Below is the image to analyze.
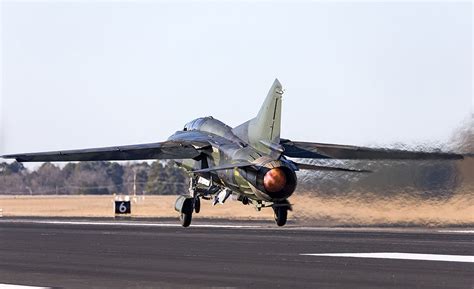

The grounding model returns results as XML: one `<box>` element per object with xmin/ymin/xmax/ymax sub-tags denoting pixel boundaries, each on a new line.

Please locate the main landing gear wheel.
<box><xmin>177</xmin><ymin>197</ymin><xmax>194</xmax><ymax>227</ymax></box>
<box><xmin>180</xmin><ymin>210</ymin><xmax>192</xmax><ymax>227</ymax></box>
<box><xmin>273</xmin><ymin>206</ymin><xmax>288</xmax><ymax>227</ymax></box>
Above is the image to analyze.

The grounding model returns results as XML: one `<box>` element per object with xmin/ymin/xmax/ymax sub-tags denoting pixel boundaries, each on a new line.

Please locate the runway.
<box><xmin>0</xmin><ymin>218</ymin><xmax>473</xmax><ymax>289</ymax></box>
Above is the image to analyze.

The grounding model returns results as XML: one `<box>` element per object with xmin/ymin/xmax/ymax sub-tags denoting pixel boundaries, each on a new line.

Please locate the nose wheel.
<box><xmin>194</xmin><ymin>196</ymin><xmax>201</xmax><ymax>213</ymax></box>
<box><xmin>273</xmin><ymin>206</ymin><xmax>288</xmax><ymax>227</ymax></box>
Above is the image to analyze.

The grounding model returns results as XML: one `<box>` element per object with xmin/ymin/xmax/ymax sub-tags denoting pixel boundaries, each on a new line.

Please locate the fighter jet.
<box><xmin>2</xmin><ymin>79</ymin><xmax>464</xmax><ymax>227</ymax></box>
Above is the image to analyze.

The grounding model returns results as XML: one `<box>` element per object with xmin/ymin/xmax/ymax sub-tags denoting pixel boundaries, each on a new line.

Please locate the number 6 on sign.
<box><xmin>115</xmin><ymin>200</ymin><xmax>131</xmax><ymax>215</ymax></box>
<box><xmin>119</xmin><ymin>202</ymin><xmax>127</xmax><ymax>213</ymax></box>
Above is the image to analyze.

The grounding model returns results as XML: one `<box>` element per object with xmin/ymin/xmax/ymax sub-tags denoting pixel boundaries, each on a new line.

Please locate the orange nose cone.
<box><xmin>263</xmin><ymin>168</ymin><xmax>287</xmax><ymax>193</ymax></box>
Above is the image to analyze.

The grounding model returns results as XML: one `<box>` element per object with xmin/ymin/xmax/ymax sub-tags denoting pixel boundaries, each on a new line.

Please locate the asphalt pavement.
<box><xmin>0</xmin><ymin>218</ymin><xmax>472</xmax><ymax>289</ymax></box>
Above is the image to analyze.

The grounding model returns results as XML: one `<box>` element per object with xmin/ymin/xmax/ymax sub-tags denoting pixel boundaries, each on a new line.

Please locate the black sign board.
<box><xmin>115</xmin><ymin>200</ymin><xmax>131</xmax><ymax>214</ymax></box>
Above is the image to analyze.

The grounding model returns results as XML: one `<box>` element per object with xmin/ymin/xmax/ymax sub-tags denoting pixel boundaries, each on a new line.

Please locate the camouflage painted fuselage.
<box><xmin>168</xmin><ymin>117</ymin><xmax>297</xmax><ymax>202</ymax></box>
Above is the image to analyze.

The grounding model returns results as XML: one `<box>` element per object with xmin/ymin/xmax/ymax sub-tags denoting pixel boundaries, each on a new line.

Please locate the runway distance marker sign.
<box><xmin>114</xmin><ymin>195</ymin><xmax>131</xmax><ymax>215</ymax></box>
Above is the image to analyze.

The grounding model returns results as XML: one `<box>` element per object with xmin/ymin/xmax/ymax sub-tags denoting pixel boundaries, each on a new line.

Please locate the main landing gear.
<box><xmin>180</xmin><ymin>207</ymin><xmax>193</xmax><ymax>227</ymax></box>
<box><xmin>175</xmin><ymin>175</ymin><xmax>219</xmax><ymax>227</ymax></box>
<box><xmin>252</xmin><ymin>199</ymin><xmax>292</xmax><ymax>227</ymax></box>
<box><xmin>272</xmin><ymin>201</ymin><xmax>291</xmax><ymax>227</ymax></box>
<box><xmin>273</xmin><ymin>206</ymin><xmax>288</xmax><ymax>226</ymax></box>
<box><xmin>175</xmin><ymin>195</ymin><xmax>194</xmax><ymax>227</ymax></box>
<box><xmin>177</xmin><ymin>195</ymin><xmax>203</xmax><ymax>227</ymax></box>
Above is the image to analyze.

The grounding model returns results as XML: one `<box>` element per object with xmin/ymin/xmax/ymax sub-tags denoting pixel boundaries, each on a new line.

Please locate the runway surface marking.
<box><xmin>300</xmin><ymin>252</ymin><xmax>474</xmax><ymax>263</ymax></box>
<box><xmin>437</xmin><ymin>230</ymin><xmax>474</xmax><ymax>234</ymax></box>
<box><xmin>0</xmin><ymin>284</ymin><xmax>50</xmax><ymax>289</ymax></box>
<box><xmin>0</xmin><ymin>219</ymin><xmax>262</xmax><ymax>229</ymax></box>
<box><xmin>2</xmin><ymin>219</ymin><xmax>474</xmax><ymax>234</ymax></box>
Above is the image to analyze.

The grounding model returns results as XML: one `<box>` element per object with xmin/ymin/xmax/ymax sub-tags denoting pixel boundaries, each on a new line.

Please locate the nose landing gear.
<box><xmin>194</xmin><ymin>196</ymin><xmax>201</xmax><ymax>214</ymax></box>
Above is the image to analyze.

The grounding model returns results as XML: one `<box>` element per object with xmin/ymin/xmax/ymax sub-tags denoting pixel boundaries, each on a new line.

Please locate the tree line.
<box><xmin>0</xmin><ymin>161</ymin><xmax>189</xmax><ymax>195</ymax></box>
<box><xmin>0</xmin><ymin>157</ymin><xmax>471</xmax><ymax>198</ymax></box>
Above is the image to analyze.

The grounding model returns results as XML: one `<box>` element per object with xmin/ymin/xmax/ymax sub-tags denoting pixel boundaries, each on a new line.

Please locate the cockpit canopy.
<box><xmin>183</xmin><ymin>117</ymin><xmax>214</xmax><ymax>131</ymax></box>
<box><xmin>182</xmin><ymin>116</ymin><xmax>242</xmax><ymax>144</ymax></box>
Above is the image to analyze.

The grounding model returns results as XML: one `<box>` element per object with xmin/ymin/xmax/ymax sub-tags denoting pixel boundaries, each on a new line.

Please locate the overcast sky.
<box><xmin>1</xmin><ymin>1</ymin><xmax>472</xmax><ymax>160</ymax></box>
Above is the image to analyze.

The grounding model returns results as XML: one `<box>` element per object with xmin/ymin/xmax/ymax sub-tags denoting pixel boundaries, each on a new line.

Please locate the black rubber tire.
<box><xmin>274</xmin><ymin>207</ymin><xmax>288</xmax><ymax>227</ymax></box>
<box><xmin>194</xmin><ymin>197</ymin><xmax>201</xmax><ymax>214</ymax></box>
<box><xmin>180</xmin><ymin>211</ymin><xmax>192</xmax><ymax>227</ymax></box>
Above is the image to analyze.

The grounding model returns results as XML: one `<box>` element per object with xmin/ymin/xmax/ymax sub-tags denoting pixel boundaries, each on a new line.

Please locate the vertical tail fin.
<box><xmin>233</xmin><ymin>79</ymin><xmax>284</xmax><ymax>154</ymax></box>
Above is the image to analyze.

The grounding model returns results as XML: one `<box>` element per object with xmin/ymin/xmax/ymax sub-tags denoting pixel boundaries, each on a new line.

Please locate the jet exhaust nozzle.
<box><xmin>263</xmin><ymin>168</ymin><xmax>287</xmax><ymax>193</ymax></box>
<box><xmin>239</xmin><ymin>159</ymin><xmax>297</xmax><ymax>201</ymax></box>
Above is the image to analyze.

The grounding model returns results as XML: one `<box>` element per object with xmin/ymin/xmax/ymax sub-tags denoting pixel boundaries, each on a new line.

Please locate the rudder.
<box><xmin>233</xmin><ymin>79</ymin><xmax>284</xmax><ymax>153</ymax></box>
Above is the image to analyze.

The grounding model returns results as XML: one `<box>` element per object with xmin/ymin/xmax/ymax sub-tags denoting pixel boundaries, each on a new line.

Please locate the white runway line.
<box><xmin>0</xmin><ymin>219</ymin><xmax>262</xmax><ymax>229</ymax></box>
<box><xmin>0</xmin><ymin>284</ymin><xmax>50</xmax><ymax>289</ymax></box>
<box><xmin>300</xmin><ymin>252</ymin><xmax>474</xmax><ymax>263</ymax></box>
<box><xmin>437</xmin><ymin>230</ymin><xmax>474</xmax><ymax>234</ymax></box>
<box><xmin>2</xmin><ymin>219</ymin><xmax>474</xmax><ymax>233</ymax></box>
